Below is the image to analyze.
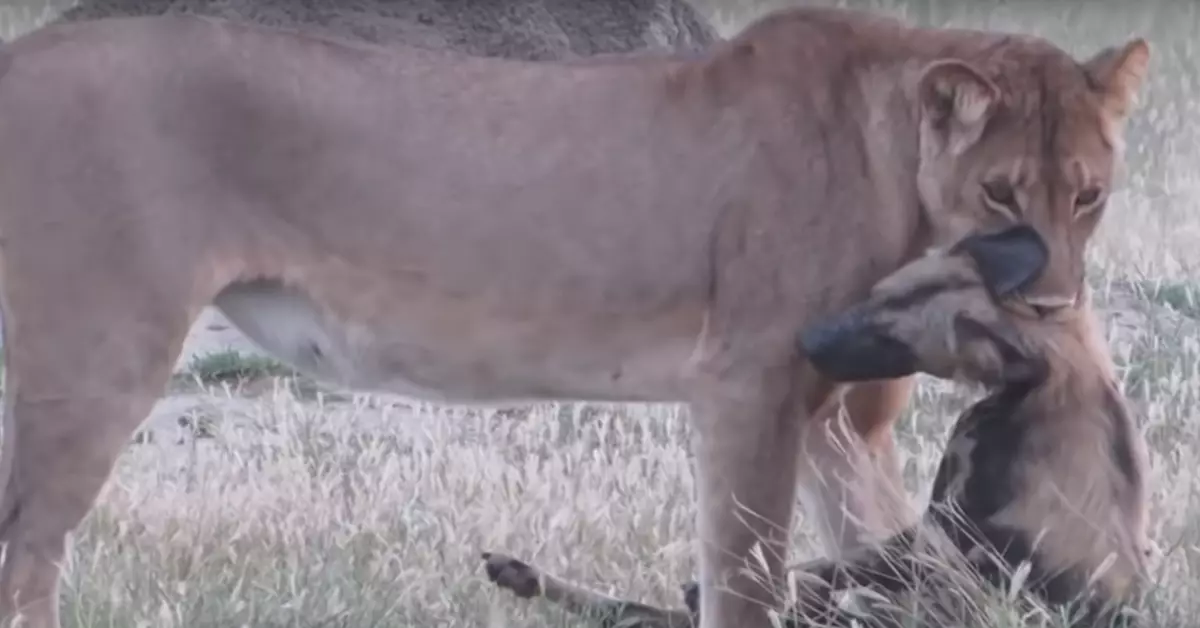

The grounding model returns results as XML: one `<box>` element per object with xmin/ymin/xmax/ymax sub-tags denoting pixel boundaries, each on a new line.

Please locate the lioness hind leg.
<box><xmin>482</xmin><ymin>552</ymin><xmax>696</xmax><ymax>627</ymax></box>
<box><xmin>0</xmin><ymin>398</ymin><xmax>162</xmax><ymax>627</ymax></box>
<box><xmin>0</xmin><ymin>300</ymin><xmax>192</xmax><ymax>627</ymax></box>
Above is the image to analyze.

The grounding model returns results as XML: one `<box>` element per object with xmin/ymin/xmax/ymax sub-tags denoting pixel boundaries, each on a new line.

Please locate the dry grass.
<box><xmin>2</xmin><ymin>0</ymin><xmax>1200</xmax><ymax>626</ymax></box>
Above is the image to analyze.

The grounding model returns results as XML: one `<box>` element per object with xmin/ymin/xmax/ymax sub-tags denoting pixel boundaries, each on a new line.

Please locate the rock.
<box><xmin>51</xmin><ymin>0</ymin><xmax>720</xmax><ymax>60</ymax></box>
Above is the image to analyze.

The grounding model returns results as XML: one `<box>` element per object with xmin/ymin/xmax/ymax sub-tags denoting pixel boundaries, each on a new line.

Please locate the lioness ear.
<box><xmin>1083</xmin><ymin>38</ymin><xmax>1151</xmax><ymax>121</ymax></box>
<box><xmin>955</xmin><ymin>224</ymin><xmax>1049</xmax><ymax>298</ymax></box>
<box><xmin>917</xmin><ymin>60</ymin><xmax>1000</xmax><ymax>154</ymax></box>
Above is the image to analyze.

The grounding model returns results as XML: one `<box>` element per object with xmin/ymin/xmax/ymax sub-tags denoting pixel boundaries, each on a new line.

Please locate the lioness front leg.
<box><xmin>675</xmin><ymin>378</ymin><xmax>918</xmax><ymax>612</ymax></box>
<box><xmin>687</xmin><ymin>369</ymin><xmax>815</xmax><ymax>628</ymax></box>
<box><xmin>482</xmin><ymin>552</ymin><xmax>696</xmax><ymax>627</ymax></box>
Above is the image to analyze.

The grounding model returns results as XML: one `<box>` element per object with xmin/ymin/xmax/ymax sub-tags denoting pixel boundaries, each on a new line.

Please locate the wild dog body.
<box><xmin>795</xmin><ymin>227</ymin><xmax>1149</xmax><ymax>625</ymax></box>
<box><xmin>885</xmin><ymin>323</ymin><xmax>1147</xmax><ymax>624</ymax></box>
<box><xmin>483</xmin><ymin>226</ymin><xmax>1149</xmax><ymax>627</ymax></box>
<box><xmin>0</xmin><ymin>8</ymin><xmax>1148</xmax><ymax>628</ymax></box>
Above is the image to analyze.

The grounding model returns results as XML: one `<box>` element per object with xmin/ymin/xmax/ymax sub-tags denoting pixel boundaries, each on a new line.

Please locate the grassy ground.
<box><xmin>3</xmin><ymin>0</ymin><xmax>1200</xmax><ymax>626</ymax></box>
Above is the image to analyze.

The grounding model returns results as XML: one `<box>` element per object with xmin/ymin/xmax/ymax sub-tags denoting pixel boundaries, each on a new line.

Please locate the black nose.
<box><xmin>799</xmin><ymin>316</ymin><xmax>918</xmax><ymax>383</ymax></box>
<box><xmin>1030</xmin><ymin>303</ymin><xmax>1055</xmax><ymax>318</ymax></box>
<box><xmin>1021</xmin><ymin>292</ymin><xmax>1079</xmax><ymax>319</ymax></box>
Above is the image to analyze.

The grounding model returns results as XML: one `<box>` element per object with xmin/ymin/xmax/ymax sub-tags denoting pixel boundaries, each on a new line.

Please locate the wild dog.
<box><xmin>0</xmin><ymin>7</ymin><xmax>1149</xmax><ymax>627</ymax></box>
<box><xmin>483</xmin><ymin>224</ymin><xmax>1149</xmax><ymax>627</ymax></box>
<box><xmin>791</xmin><ymin>224</ymin><xmax>1150</xmax><ymax>626</ymax></box>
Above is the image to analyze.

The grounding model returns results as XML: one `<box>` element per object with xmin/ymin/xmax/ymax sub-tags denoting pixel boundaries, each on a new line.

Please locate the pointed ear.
<box><xmin>917</xmin><ymin>60</ymin><xmax>1001</xmax><ymax>154</ymax></box>
<box><xmin>953</xmin><ymin>224</ymin><xmax>1049</xmax><ymax>298</ymax></box>
<box><xmin>1083</xmin><ymin>38</ymin><xmax>1151</xmax><ymax>121</ymax></box>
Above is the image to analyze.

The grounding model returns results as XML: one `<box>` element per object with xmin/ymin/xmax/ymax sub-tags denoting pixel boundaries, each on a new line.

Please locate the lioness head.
<box><xmin>799</xmin><ymin>225</ymin><xmax>1048</xmax><ymax>387</ymax></box>
<box><xmin>913</xmin><ymin>36</ymin><xmax>1150</xmax><ymax>316</ymax></box>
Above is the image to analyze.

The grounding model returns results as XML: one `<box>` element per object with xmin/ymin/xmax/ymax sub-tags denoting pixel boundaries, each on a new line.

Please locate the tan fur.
<box><xmin>482</xmin><ymin>230</ymin><xmax>1150</xmax><ymax>627</ymax></box>
<box><xmin>794</xmin><ymin>240</ymin><xmax>1150</xmax><ymax>625</ymax></box>
<box><xmin>982</xmin><ymin>305</ymin><xmax>1149</xmax><ymax>606</ymax></box>
<box><xmin>0</xmin><ymin>7</ymin><xmax>1149</xmax><ymax>627</ymax></box>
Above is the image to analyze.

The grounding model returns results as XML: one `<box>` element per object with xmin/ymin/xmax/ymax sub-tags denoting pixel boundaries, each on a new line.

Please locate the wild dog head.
<box><xmin>799</xmin><ymin>224</ymin><xmax>1051</xmax><ymax>387</ymax></box>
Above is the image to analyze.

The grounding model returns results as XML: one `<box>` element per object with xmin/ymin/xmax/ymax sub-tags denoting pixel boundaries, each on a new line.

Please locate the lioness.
<box><xmin>481</xmin><ymin>225</ymin><xmax>1150</xmax><ymax>627</ymax></box>
<box><xmin>47</xmin><ymin>0</ymin><xmax>930</xmax><ymax>581</ymax></box>
<box><xmin>0</xmin><ymin>7</ymin><xmax>1148</xmax><ymax>628</ymax></box>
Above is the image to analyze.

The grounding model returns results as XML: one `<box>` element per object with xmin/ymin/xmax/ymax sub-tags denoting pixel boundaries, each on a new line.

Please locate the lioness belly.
<box><xmin>213</xmin><ymin>279</ymin><xmax>701</xmax><ymax>404</ymax></box>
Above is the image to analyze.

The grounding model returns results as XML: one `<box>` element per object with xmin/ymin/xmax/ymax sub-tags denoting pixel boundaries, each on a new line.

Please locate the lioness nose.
<box><xmin>1024</xmin><ymin>293</ymin><xmax>1078</xmax><ymax>318</ymax></box>
<box><xmin>1030</xmin><ymin>302</ymin><xmax>1059</xmax><ymax>318</ymax></box>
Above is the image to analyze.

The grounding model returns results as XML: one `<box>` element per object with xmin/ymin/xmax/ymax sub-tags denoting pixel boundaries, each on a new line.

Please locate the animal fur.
<box><xmin>0</xmin><ymin>7</ymin><xmax>1149</xmax><ymax>628</ymax></box>
<box><xmin>483</xmin><ymin>225</ymin><xmax>1150</xmax><ymax>627</ymax></box>
<box><xmin>47</xmin><ymin>0</ymin><xmax>927</xmax><ymax>581</ymax></box>
<box><xmin>791</xmin><ymin>225</ymin><xmax>1150</xmax><ymax>626</ymax></box>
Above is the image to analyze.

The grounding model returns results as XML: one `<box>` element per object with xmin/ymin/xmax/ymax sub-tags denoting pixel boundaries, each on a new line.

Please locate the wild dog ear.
<box><xmin>954</xmin><ymin>224</ymin><xmax>1049</xmax><ymax>298</ymax></box>
<box><xmin>1083</xmin><ymin>38</ymin><xmax>1151</xmax><ymax>121</ymax></box>
<box><xmin>917</xmin><ymin>60</ymin><xmax>1000</xmax><ymax>154</ymax></box>
<box><xmin>953</xmin><ymin>315</ymin><xmax>1041</xmax><ymax>383</ymax></box>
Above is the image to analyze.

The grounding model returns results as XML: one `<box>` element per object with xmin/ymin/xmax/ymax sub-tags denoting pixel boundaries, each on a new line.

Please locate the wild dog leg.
<box><xmin>678</xmin><ymin>531</ymin><xmax>929</xmax><ymax>628</ymax></box>
<box><xmin>484</xmin><ymin>552</ymin><xmax>850</xmax><ymax>628</ymax></box>
<box><xmin>482</xmin><ymin>552</ymin><xmax>696</xmax><ymax>628</ymax></box>
<box><xmin>791</xmin><ymin>527</ymin><xmax>923</xmax><ymax>595</ymax></box>
<box><xmin>679</xmin><ymin>530</ymin><xmax>926</xmax><ymax>628</ymax></box>
<box><xmin>0</xmin><ymin>275</ymin><xmax>195</xmax><ymax>627</ymax></box>
<box><xmin>796</xmin><ymin>378</ymin><xmax>918</xmax><ymax>560</ymax></box>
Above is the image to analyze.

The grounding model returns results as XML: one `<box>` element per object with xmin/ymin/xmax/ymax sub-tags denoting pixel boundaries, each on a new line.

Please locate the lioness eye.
<box><xmin>982</xmin><ymin>181</ymin><xmax>1018</xmax><ymax>212</ymax></box>
<box><xmin>1075</xmin><ymin>187</ymin><xmax>1102</xmax><ymax>208</ymax></box>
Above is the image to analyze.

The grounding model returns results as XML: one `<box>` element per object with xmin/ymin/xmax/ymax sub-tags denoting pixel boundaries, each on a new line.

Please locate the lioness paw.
<box><xmin>481</xmin><ymin>552</ymin><xmax>543</xmax><ymax>599</ymax></box>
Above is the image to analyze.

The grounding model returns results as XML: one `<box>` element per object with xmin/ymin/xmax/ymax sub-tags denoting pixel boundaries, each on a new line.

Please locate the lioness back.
<box><xmin>0</xmin><ymin>9</ymin><xmax>1147</xmax><ymax>406</ymax></box>
<box><xmin>0</xmin><ymin>14</ymin><xmax>729</xmax><ymax>402</ymax></box>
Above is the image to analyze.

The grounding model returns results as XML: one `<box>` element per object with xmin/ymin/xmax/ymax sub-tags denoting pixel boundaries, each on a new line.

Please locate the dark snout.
<box><xmin>798</xmin><ymin>309</ymin><xmax>918</xmax><ymax>382</ymax></box>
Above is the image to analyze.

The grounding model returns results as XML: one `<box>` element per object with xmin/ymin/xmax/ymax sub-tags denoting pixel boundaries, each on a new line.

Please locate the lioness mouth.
<box><xmin>1003</xmin><ymin>292</ymin><xmax>1080</xmax><ymax>321</ymax></box>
